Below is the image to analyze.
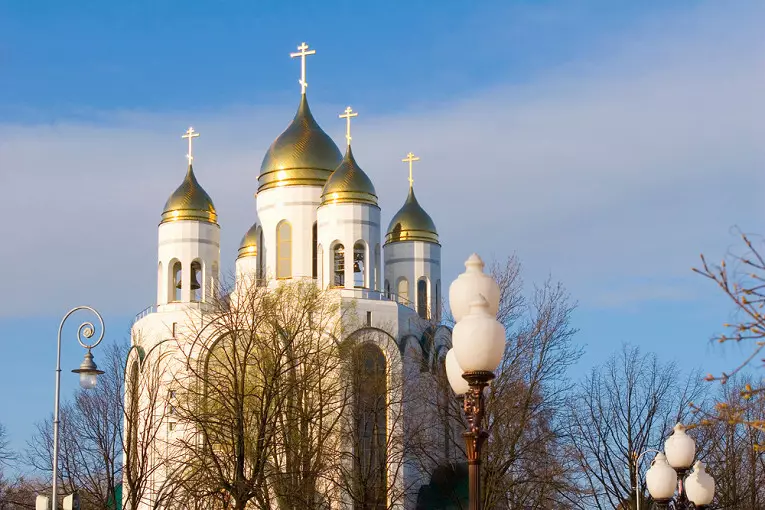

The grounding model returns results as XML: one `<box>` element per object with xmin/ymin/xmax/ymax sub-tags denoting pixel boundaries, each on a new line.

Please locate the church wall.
<box><xmin>317</xmin><ymin>202</ymin><xmax>381</xmax><ymax>291</ymax></box>
<box><xmin>256</xmin><ymin>185</ymin><xmax>322</xmax><ymax>281</ymax></box>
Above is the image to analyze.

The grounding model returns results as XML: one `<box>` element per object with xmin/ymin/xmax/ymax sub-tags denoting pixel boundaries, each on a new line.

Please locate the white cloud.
<box><xmin>0</xmin><ymin>2</ymin><xmax>763</xmax><ymax>317</ymax></box>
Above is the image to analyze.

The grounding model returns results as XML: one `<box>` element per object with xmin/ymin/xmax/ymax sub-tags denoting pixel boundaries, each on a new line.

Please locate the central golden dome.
<box><xmin>385</xmin><ymin>186</ymin><xmax>439</xmax><ymax>245</ymax></box>
<box><xmin>258</xmin><ymin>94</ymin><xmax>343</xmax><ymax>192</ymax></box>
<box><xmin>161</xmin><ymin>165</ymin><xmax>217</xmax><ymax>225</ymax></box>
<box><xmin>320</xmin><ymin>146</ymin><xmax>378</xmax><ymax>206</ymax></box>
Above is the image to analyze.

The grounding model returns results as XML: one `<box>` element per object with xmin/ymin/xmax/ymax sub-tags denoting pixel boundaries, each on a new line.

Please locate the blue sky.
<box><xmin>1</xmin><ymin>0</ymin><xmax>764</xmax><ymax>466</ymax></box>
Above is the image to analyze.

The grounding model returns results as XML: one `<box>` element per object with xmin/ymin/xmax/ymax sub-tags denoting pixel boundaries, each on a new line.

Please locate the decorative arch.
<box><xmin>353</xmin><ymin>240</ymin><xmax>367</xmax><ymax>288</ymax></box>
<box><xmin>276</xmin><ymin>221</ymin><xmax>292</xmax><ymax>279</ymax></box>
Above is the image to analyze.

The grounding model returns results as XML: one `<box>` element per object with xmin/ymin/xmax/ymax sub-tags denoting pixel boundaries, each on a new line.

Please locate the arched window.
<box><xmin>276</xmin><ymin>221</ymin><xmax>292</xmax><ymax>279</ymax></box>
<box><xmin>417</xmin><ymin>278</ymin><xmax>428</xmax><ymax>319</ymax></box>
<box><xmin>374</xmin><ymin>244</ymin><xmax>380</xmax><ymax>290</ymax></box>
<box><xmin>353</xmin><ymin>241</ymin><xmax>366</xmax><ymax>288</ymax></box>
<box><xmin>384</xmin><ymin>280</ymin><xmax>390</xmax><ymax>299</ymax></box>
<box><xmin>435</xmin><ymin>279</ymin><xmax>441</xmax><ymax>321</ymax></box>
<box><xmin>312</xmin><ymin>222</ymin><xmax>318</xmax><ymax>280</ymax></box>
<box><xmin>352</xmin><ymin>343</ymin><xmax>387</xmax><ymax>509</ymax></box>
<box><xmin>397</xmin><ymin>278</ymin><xmax>408</xmax><ymax>305</ymax></box>
<box><xmin>257</xmin><ymin>228</ymin><xmax>265</xmax><ymax>285</ymax></box>
<box><xmin>171</xmin><ymin>261</ymin><xmax>182</xmax><ymax>302</ymax></box>
<box><xmin>333</xmin><ymin>244</ymin><xmax>345</xmax><ymax>287</ymax></box>
<box><xmin>190</xmin><ymin>260</ymin><xmax>202</xmax><ymax>302</ymax></box>
<box><xmin>317</xmin><ymin>244</ymin><xmax>324</xmax><ymax>288</ymax></box>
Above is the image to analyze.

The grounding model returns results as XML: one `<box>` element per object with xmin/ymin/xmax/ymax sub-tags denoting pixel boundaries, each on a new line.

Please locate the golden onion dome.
<box><xmin>320</xmin><ymin>146</ymin><xmax>378</xmax><ymax>207</ymax></box>
<box><xmin>160</xmin><ymin>164</ymin><xmax>217</xmax><ymax>225</ymax></box>
<box><xmin>385</xmin><ymin>186</ymin><xmax>439</xmax><ymax>245</ymax></box>
<box><xmin>258</xmin><ymin>94</ymin><xmax>343</xmax><ymax>193</ymax></box>
<box><xmin>237</xmin><ymin>222</ymin><xmax>260</xmax><ymax>259</ymax></box>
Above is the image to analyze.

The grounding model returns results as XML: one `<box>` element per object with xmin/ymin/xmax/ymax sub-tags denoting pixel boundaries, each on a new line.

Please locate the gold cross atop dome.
<box><xmin>339</xmin><ymin>106</ymin><xmax>358</xmax><ymax>146</ymax></box>
<box><xmin>290</xmin><ymin>42</ymin><xmax>316</xmax><ymax>95</ymax></box>
<box><xmin>182</xmin><ymin>126</ymin><xmax>200</xmax><ymax>164</ymax></box>
<box><xmin>402</xmin><ymin>152</ymin><xmax>420</xmax><ymax>187</ymax></box>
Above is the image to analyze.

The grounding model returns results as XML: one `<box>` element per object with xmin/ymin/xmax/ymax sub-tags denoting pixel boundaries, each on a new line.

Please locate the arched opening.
<box><xmin>333</xmin><ymin>244</ymin><xmax>345</xmax><ymax>287</ymax></box>
<box><xmin>384</xmin><ymin>280</ymin><xmax>390</xmax><ymax>299</ymax></box>
<box><xmin>352</xmin><ymin>343</ymin><xmax>388</xmax><ymax>509</ymax></box>
<box><xmin>211</xmin><ymin>262</ymin><xmax>219</xmax><ymax>301</ymax></box>
<box><xmin>312</xmin><ymin>222</ymin><xmax>318</xmax><ymax>280</ymax></box>
<box><xmin>353</xmin><ymin>241</ymin><xmax>366</xmax><ymax>288</ymax></box>
<box><xmin>397</xmin><ymin>277</ymin><xmax>409</xmax><ymax>305</ymax></box>
<box><xmin>257</xmin><ymin>228</ymin><xmax>265</xmax><ymax>286</ymax></box>
<box><xmin>171</xmin><ymin>261</ymin><xmax>182</xmax><ymax>302</ymax></box>
<box><xmin>190</xmin><ymin>260</ymin><xmax>203</xmax><ymax>302</ymax></box>
<box><xmin>417</xmin><ymin>278</ymin><xmax>429</xmax><ymax>319</ymax></box>
<box><xmin>276</xmin><ymin>221</ymin><xmax>292</xmax><ymax>279</ymax></box>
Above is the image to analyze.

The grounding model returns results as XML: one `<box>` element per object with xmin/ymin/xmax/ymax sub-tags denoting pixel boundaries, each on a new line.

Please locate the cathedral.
<box><xmin>126</xmin><ymin>42</ymin><xmax>453</xmax><ymax>510</ymax></box>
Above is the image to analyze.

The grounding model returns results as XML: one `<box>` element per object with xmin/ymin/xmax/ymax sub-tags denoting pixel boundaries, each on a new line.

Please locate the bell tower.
<box><xmin>156</xmin><ymin>127</ymin><xmax>221</xmax><ymax>308</ymax></box>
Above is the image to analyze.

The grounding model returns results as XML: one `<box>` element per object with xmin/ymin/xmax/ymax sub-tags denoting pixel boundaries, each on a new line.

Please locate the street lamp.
<box><xmin>445</xmin><ymin>254</ymin><xmax>505</xmax><ymax>510</ymax></box>
<box><xmin>51</xmin><ymin>306</ymin><xmax>105</xmax><ymax>510</ymax></box>
<box><xmin>640</xmin><ymin>423</ymin><xmax>716</xmax><ymax>509</ymax></box>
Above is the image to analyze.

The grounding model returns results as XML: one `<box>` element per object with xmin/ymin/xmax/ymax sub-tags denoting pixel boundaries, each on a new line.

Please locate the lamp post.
<box><xmin>640</xmin><ymin>423</ymin><xmax>716</xmax><ymax>509</ymax></box>
<box><xmin>51</xmin><ymin>306</ymin><xmax>105</xmax><ymax>510</ymax></box>
<box><xmin>444</xmin><ymin>254</ymin><xmax>505</xmax><ymax>510</ymax></box>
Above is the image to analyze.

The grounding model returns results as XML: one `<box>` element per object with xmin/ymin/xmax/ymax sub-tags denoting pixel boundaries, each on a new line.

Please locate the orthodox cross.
<box><xmin>182</xmin><ymin>126</ymin><xmax>200</xmax><ymax>164</ymax></box>
<box><xmin>402</xmin><ymin>152</ymin><xmax>420</xmax><ymax>187</ymax></box>
<box><xmin>339</xmin><ymin>106</ymin><xmax>358</xmax><ymax>146</ymax></box>
<box><xmin>290</xmin><ymin>42</ymin><xmax>316</xmax><ymax>95</ymax></box>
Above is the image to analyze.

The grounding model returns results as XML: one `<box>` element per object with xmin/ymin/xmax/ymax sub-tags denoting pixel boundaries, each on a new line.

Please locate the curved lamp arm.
<box><xmin>635</xmin><ymin>448</ymin><xmax>662</xmax><ymax>510</ymax></box>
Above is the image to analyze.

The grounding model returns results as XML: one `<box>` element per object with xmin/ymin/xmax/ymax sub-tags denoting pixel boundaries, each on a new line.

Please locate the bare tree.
<box><xmin>0</xmin><ymin>425</ymin><xmax>14</xmax><ymax>470</ymax></box>
<box><xmin>566</xmin><ymin>345</ymin><xmax>706</xmax><ymax>510</ymax></box>
<box><xmin>693</xmin><ymin>230</ymin><xmax>765</xmax><ymax>445</ymax></box>
<box><xmin>419</xmin><ymin>255</ymin><xmax>582</xmax><ymax>509</ymax></box>
<box><xmin>169</xmin><ymin>280</ymin><xmax>350</xmax><ymax>510</ymax></box>
<box><xmin>693</xmin><ymin>377</ymin><xmax>765</xmax><ymax>510</ymax></box>
<box><xmin>27</xmin><ymin>343</ymin><xmax>124</xmax><ymax>510</ymax></box>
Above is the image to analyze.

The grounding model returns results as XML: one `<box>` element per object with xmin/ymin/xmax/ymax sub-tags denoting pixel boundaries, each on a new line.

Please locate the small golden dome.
<box><xmin>161</xmin><ymin>165</ymin><xmax>217</xmax><ymax>224</ymax></box>
<box><xmin>237</xmin><ymin>222</ymin><xmax>260</xmax><ymax>258</ymax></box>
<box><xmin>258</xmin><ymin>94</ymin><xmax>343</xmax><ymax>193</ymax></box>
<box><xmin>320</xmin><ymin>146</ymin><xmax>378</xmax><ymax>207</ymax></box>
<box><xmin>385</xmin><ymin>186</ymin><xmax>439</xmax><ymax>245</ymax></box>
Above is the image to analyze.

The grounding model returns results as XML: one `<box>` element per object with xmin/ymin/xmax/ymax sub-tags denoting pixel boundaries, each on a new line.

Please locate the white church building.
<box><xmin>126</xmin><ymin>43</ymin><xmax>454</xmax><ymax>510</ymax></box>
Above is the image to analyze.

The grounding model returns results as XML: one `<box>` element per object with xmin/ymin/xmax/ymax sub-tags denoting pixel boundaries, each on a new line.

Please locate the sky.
<box><xmin>1</xmin><ymin>0</ymin><xmax>764</xmax><ymax>467</ymax></box>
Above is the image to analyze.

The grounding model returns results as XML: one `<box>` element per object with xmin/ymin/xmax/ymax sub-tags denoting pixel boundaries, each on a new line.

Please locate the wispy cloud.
<box><xmin>1</xmin><ymin>2</ymin><xmax>762</xmax><ymax>317</ymax></box>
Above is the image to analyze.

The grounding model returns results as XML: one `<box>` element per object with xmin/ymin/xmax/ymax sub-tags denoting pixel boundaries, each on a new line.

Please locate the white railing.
<box><xmin>133</xmin><ymin>305</ymin><xmax>155</xmax><ymax>325</ymax></box>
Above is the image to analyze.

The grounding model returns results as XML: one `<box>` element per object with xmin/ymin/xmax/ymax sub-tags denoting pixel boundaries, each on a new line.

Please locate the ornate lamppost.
<box><xmin>51</xmin><ymin>306</ymin><xmax>105</xmax><ymax>510</ymax></box>
<box><xmin>444</xmin><ymin>254</ymin><xmax>505</xmax><ymax>510</ymax></box>
<box><xmin>639</xmin><ymin>423</ymin><xmax>716</xmax><ymax>509</ymax></box>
